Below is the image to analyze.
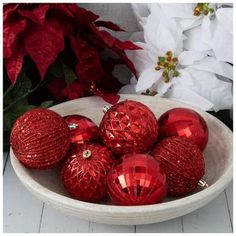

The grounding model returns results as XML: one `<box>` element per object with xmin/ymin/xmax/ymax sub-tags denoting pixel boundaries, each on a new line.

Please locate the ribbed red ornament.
<box><xmin>10</xmin><ymin>108</ymin><xmax>70</xmax><ymax>169</ymax></box>
<box><xmin>152</xmin><ymin>136</ymin><xmax>205</xmax><ymax>197</ymax></box>
<box><xmin>107</xmin><ymin>154</ymin><xmax>167</xmax><ymax>206</ymax></box>
<box><xmin>61</xmin><ymin>143</ymin><xmax>113</xmax><ymax>203</ymax></box>
<box><xmin>158</xmin><ymin>108</ymin><xmax>208</xmax><ymax>151</ymax></box>
<box><xmin>64</xmin><ymin>114</ymin><xmax>99</xmax><ymax>144</ymax></box>
<box><xmin>99</xmin><ymin>100</ymin><xmax>159</xmax><ymax>156</ymax></box>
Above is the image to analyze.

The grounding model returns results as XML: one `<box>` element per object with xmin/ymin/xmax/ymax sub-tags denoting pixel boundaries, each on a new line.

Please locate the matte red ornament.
<box><xmin>152</xmin><ymin>136</ymin><xmax>206</xmax><ymax>197</ymax></box>
<box><xmin>99</xmin><ymin>100</ymin><xmax>159</xmax><ymax>156</ymax></box>
<box><xmin>61</xmin><ymin>143</ymin><xmax>113</xmax><ymax>202</ymax></box>
<box><xmin>107</xmin><ymin>153</ymin><xmax>167</xmax><ymax>206</ymax></box>
<box><xmin>64</xmin><ymin>114</ymin><xmax>99</xmax><ymax>144</ymax></box>
<box><xmin>158</xmin><ymin>108</ymin><xmax>208</xmax><ymax>151</ymax></box>
<box><xmin>10</xmin><ymin>108</ymin><xmax>70</xmax><ymax>169</ymax></box>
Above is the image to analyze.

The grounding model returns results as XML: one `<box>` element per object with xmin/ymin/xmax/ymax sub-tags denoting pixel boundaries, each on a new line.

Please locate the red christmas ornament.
<box><xmin>61</xmin><ymin>143</ymin><xmax>113</xmax><ymax>202</ymax></box>
<box><xmin>10</xmin><ymin>108</ymin><xmax>70</xmax><ymax>169</ymax></box>
<box><xmin>152</xmin><ymin>136</ymin><xmax>206</xmax><ymax>197</ymax></box>
<box><xmin>100</xmin><ymin>100</ymin><xmax>159</xmax><ymax>156</ymax></box>
<box><xmin>158</xmin><ymin>108</ymin><xmax>208</xmax><ymax>151</ymax></box>
<box><xmin>107</xmin><ymin>154</ymin><xmax>167</xmax><ymax>206</ymax></box>
<box><xmin>64</xmin><ymin>114</ymin><xmax>99</xmax><ymax>144</ymax></box>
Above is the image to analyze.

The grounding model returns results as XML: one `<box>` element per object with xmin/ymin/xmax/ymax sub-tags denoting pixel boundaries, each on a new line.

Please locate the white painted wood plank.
<box><xmin>3</xmin><ymin>152</ymin><xmax>9</xmax><ymax>172</ymax></box>
<box><xmin>136</xmin><ymin>217</ymin><xmax>183</xmax><ymax>233</ymax></box>
<box><xmin>3</xmin><ymin>158</ymin><xmax>43</xmax><ymax>233</ymax></box>
<box><xmin>183</xmin><ymin>191</ymin><xmax>232</xmax><ymax>233</ymax></box>
<box><xmin>225</xmin><ymin>181</ymin><xmax>233</xmax><ymax>224</ymax></box>
<box><xmin>40</xmin><ymin>204</ymin><xmax>90</xmax><ymax>233</ymax></box>
<box><xmin>90</xmin><ymin>222</ymin><xmax>134</xmax><ymax>233</ymax></box>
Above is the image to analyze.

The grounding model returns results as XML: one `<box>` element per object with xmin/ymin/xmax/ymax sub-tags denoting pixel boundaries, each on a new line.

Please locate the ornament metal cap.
<box><xmin>198</xmin><ymin>179</ymin><xmax>208</xmax><ymax>188</ymax></box>
<box><xmin>68</xmin><ymin>123</ymin><xmax>78</xmax><ymax>130</ymax></box>
<box><xmin>83</xmin><ymin>150</ymin><xmax>92</xmax><ymax>159</ymax></box>
<box><xmin>103</xmin><ymin>105</ymin><xmax>110</xmax><ymax>113</ymax></box>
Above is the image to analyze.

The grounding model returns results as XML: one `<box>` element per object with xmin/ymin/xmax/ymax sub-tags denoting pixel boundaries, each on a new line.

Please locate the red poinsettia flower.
<box><xmin>3</xmin><ymin>3</ymin><xmax>141</xmax><ymax>104</ymax></box>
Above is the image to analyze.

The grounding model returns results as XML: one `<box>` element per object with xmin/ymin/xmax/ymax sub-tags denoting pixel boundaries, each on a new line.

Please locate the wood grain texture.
<box><xmin>90</xmin><ymin>223</ymin><xmax>134</xmax><ymax>233</ymax></box>
<box><xmin>225</xmin><ymin>181</ymin><xmax>233</xmax><ymax>226</ymax></box>
<box><xmin>3</xmin><ymin>152</ymin><xmax>9</xmax><ymax>173</ymax></box>
<box><xmin>136</xmin><ymin>217</ymin><xmax>183</xmax><ymax>233</ymax></box>
<box><xmin>3</xmin><ymin>158</ymin><xmax>43</xmax><ymax>233</ymax></box>
<box><xmin>183</xmin><ymin>191</ymin><xmax>232</xmax><ymax>233</ymax></box>
<box><xmin>40</xmin><ymin>205</ymin><xmax>90</xmax><ymax>233</ymax></box>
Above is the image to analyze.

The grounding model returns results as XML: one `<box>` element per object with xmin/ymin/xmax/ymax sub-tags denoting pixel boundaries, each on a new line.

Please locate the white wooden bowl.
<box><xmin>10</xmin><ymin>95</ymin><xmax>233</xmax><ymax>225</ymax></box>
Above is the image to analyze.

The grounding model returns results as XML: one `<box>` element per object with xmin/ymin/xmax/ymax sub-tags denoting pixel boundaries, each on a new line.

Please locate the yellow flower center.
<box><xmin>155</xmin><ymin>51</ymin><xmax>180</xmax><ymax>83</ymax></box>
<box><xmin>193</xmin><ymin>3</ymin><xmax>214</xmax><ymax>16</ymax></box>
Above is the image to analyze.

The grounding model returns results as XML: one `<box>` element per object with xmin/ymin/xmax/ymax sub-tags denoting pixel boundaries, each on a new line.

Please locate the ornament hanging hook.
<box><xmin>103</xmin><ymin>105</ymin><xmax>110</xmax><ymax>113</ymax></box>
<box><xmin>198</xmin><ymin>179</ymin><xmax>209</xmax><ymax>188</ymax></box>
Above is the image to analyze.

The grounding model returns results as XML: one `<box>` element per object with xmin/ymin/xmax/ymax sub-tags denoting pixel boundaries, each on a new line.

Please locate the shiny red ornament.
<box><xmin>107</xmin><ymin>153</ymin><xmax>167</xmax><ymax>206</ymax></box>
<box><xmin>158</xmin><ymin>108</ymin><xmax>208</xmax><ymax>151</ymax></box>
<box><xmin>99</xmin><ymin>100</ymin><xmax>159</xmax><ymax>156</ymax></box>
<box><xmin>64</xmin><ymin>114</ymin><xmax>99</xmax><ymax>144</ymax></box>
<box><xmin>61</xmin><ymin>143</ymin><xmax>113</xmax><ymax>202</ymax></box>
<box><xmin>152</xmin><ymin>136</ymin><xmax>205</xmax><ymax>197</ymax></box>
<box><xmin>10</xmin><ymin>108</ymin><xmax>70</xmax><ymax>169</ymax></box>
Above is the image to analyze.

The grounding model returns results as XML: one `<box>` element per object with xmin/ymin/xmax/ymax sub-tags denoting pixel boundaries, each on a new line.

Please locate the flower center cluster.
<box><xmin>193</xmin><ymin>3</ymin><xmax>214</xmax><ymax>16</ymax></box>
<box><xmin>155</xmin><ymin>51</ymin><xmax>180</xmax><ymax>83</ymax></box>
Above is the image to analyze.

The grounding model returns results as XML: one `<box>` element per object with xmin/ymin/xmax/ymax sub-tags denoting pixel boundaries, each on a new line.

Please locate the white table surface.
<box><xmin>3</xmin><ymin>150</ymin><xmax>233</xmax><ymax>233</ymax></box>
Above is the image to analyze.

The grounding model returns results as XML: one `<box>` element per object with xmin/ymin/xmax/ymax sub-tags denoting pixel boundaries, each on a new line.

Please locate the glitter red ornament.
<box><xmin>158</xmin><ymin>108</ymin><xmax>208</xmax><ymax>151</ymax></box>
<box><xmin>64</xmin><ymin>114</ymin><xmax>99</xmax><ymax>144</ymax></box>
<box><xmin>10</xmin><ymin>108</ymin><xmax>70</xmax><ymax>169</ymax></box>
<box><xmin>99</xmin><ymin>100</ymin><xmax>159</xmax><ymax>156</ymax></box>
<box><xmin>107</xmin><ymin>154</ymin><xmax>167</xmax><ymax>206</ymax></box>
<box><xmin>152</xmin><ymin>136</ymin><xmax>206</xmax><ymax>197</ymax></box>
<box><xmin>61</xmin><ymin>143</ymin><xmax>113</xmax><ymax>202</ymax></box>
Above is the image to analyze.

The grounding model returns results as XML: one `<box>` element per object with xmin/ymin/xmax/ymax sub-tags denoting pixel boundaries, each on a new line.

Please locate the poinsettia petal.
<box><xmin>3</xmin><ymin>3</ymin><xmax>19</xmax><ymax>22</ymax></box>
<box><xmin>188</xmin><ymin>56</ymin><xmax>233</xmax><ymax>80</ymax></box>
<box><xmin>159</xmin><ymin>3</ymin><xmax>196</xmax><ymax>18</ymax></box>
<box><xmin>18</xmin><ymin>4</ymin><xmax>50</xmax><ymax>25</ymax></box>
<box><xmin>136</xmin><ymin>67</ymin><xmax>162</xmax><ymax>93</ymax></box>
<box><xmin>101</xmin><ymin>93</ymin><xmax>120</xmax><ymax>105</ymax></box>
<box><xmin>67</xmin><ymin>3</ymin><xmax>99</xmax><ymax>24</ymax></box>
<box><xmin>165</xmin><ymin>85</ymin><xmax>214</xmax><ymax>111</ymax></box>
<box><xmin>3</xmin><ymin>18</ymin><xmax>27</xmax><ymax>58</ymax></box>
<box><xmin>186</xmin><ymin>68</ymin><xmax>232</xmax><ymax>111</ymax></box>
<box><xmin>125</xmin><ymin>42</ymin><xmax>153</xmax><ymax>76</ymax></box>
<box><xmin>173</xmin><ymin>69</ymin><xmax>195</xmax><ymax>87</ymax></box>
<box><xmin>184</xmin><ymin>25</ymin><xmax>211</xmax><ymax>52</ymax></box>
<box><xmin>24</xmin><ymin>19</ymin><xmax>64</xmax><ymax>79</ymax></box>
<box><xmin>70</xmin><ymin>35</ymin><xmax>104</xmax><ymax>84</ymax></box>
<box><xmin>144</xmin><ymin>4</ymin><xmax>183</xmax><ymax>55</ymax></box>
<box><xmin>4</xmin><ymin>45</ymin><xmax>26</xmax><ymax>84</ymax></box>
<box><xmin>210</xmin><ymin>8</ymin><xmax>233</xmax><ymax>63</ymax></box>
<box><xmin>95</xmin><ymin>20</ymin><xmax>125</xmax><ymax>31</ymax></box>
<box><xmin>178</xmin><ymin>50</ymin><xmax>207</xmax><ymax>66</ymax></box>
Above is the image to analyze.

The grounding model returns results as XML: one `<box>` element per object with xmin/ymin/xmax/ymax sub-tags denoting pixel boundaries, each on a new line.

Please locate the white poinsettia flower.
<box><xmin>131</xmin><ymin>3</ymin><xmax>233</xmax><ymax>64</ymax></box>
<box><xmin>120</xmin><ymin>4</ymin><xmax>233</xmax><ymax>111</ymax></box>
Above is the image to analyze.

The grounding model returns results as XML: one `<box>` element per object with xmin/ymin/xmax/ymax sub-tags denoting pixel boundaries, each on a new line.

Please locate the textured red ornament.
<box><xmin>152</xmin><ymin>136</ymin><xmax>205</xmax><ymax>197</ymax></box>
<box><xmin>99</xmin><ymin>100</ymin><xmax>159</xmax><ymax>156</ymax></box>
<box><xmin>158</xmin><ymin>108</ymin><xmax>208</xmax><ymax>151</ymax></box>
<box><xmin>64</xmin><ymin>114</ymin><xmax>100</xmax><ymax>144</ymax></box>
<box><xmin>107</xmin><ymin>154</ymin><xmax>167</xmax><ymax>206</ymax></box>
<box><xmin>61</xmin><ymin>143</ymin><xmax>113</xmax><ymax>202</ymax></box>
<box><xmin>10</xmin><ymin>108</ymin><xmax>70</xmax><ymax>169</ymax></box>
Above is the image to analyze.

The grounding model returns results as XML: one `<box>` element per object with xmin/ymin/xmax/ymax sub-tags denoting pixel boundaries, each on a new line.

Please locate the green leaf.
<box><xmin>62</xmin><ymin>63</ymin><xmax>77</xmax><ymax>85</ymax></box>
<box><xmin>48</xmin><ymin>60</ymin><xmax>63</xmax><ymax>78</ymax></box>
<box><xmin>3</xmin><ymin>101</ymin><xmax>36</xmax><ymax>132</ymax></box>
<box><xmin>40</xmin><ymin>100</ymin><xmax>54</xmax><ymax>108</ymax></box>
<box><xmin>4</xmin><ymin>74</ymin><xmax>32</xmax><ymax>106</ymax></box>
